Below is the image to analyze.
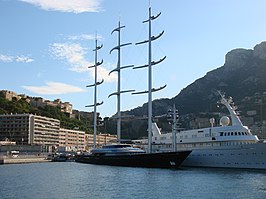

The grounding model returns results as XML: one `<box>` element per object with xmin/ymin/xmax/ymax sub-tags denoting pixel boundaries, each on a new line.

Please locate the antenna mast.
<box><xmin>218</xmin><ymin>91</ymin><xmax>243</xmax><ymax>126</ymax></box>
<box><xmin>86</xmin><ymin>35</ymin><xmax>104</xmax><ymax>148</ymax></box>
<box><xmin>133</xmin><ymin>7</ymin><xmax>166</xmax><ymax>153</ymax></box>
<box><xmin>109</xmin><ymin>21</ymin><xmax>135</xmax><ymax>142</ymax></box>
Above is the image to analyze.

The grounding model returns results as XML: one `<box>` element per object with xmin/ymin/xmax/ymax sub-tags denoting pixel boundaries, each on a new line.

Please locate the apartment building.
<box><xmin>0</xmin><ymin>114</ymin><xmax>60</xmax><ymax>146</ymax></box>
<box><xmin>0</xmin><ymin>113</ymin><xmax>117</xmax><ymax>152</ymax></box>
<box><xmin>59</xmin><ymin>128</ymin><xmax>86</xmax><ymax>151</ymax></box>
<box><xmin>31</xmin><ymin>115</ymin><xmax>60</xmax><ymax>146</ymax></box>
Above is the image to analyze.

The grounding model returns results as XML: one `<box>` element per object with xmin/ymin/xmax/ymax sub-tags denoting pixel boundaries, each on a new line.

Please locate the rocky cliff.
<box><xmin>125</xmin><ymin>41</ymin><xmax>266</xmax><ymax>117</ymax></box>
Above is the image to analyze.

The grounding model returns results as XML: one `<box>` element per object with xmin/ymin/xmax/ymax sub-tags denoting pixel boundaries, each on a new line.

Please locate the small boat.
<box><xmin>52</xmin><ymin>153</ymin><xmax>75</xmax><ymax>162</ymax></box>
<box><xmin>75</xmin><ymin>144</ymin><xmax>191</xmax><ymax>168</ymax></box>
<box><xmin>52</xmin><ymin>153</ymin><xmax>67</xmax><ymax>162</ymax></box>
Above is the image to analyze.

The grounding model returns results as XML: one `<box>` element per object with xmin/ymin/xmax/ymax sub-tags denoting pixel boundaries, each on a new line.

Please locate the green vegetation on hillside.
<box><xmin>0</xmin><ymin>96</ymin><xmax>92</xmax><ymax>133</ymax></box>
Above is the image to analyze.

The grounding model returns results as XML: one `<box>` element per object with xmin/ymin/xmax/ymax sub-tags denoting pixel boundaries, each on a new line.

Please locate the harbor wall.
<box><xmin>0</xmin><ymin>145</ymin><xmax>42</xmax><ymax>154</ymax></box>
<box><xmin>0</xmin><ymin>155</ymin><xmax>51</xmax><ymax>165</ymax></box>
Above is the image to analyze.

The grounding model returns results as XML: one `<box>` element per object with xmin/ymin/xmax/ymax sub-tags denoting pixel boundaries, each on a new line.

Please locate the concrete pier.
<box><xmin>0</xmin><ymin>155</ymin><xmax>51</xmax><ymax>165</ymax></box>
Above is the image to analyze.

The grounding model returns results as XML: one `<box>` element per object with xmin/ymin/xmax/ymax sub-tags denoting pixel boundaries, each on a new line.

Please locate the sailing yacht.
<box><xmin>75</xmin><ymin>7</ymin><xmax>191</xmax><ymax>168</ymax></box>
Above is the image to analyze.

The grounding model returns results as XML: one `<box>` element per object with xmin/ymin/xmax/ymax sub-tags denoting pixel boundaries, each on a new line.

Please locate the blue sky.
<box><xmin>1</xmin><ymin>0</ymin><xmax>266</xmax><ymax>117</ymax></box>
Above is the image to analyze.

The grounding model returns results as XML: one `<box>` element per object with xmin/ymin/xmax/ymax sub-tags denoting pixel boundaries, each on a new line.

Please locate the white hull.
<box><xmin>181</xmin><ymin>142</ymin><xmax>266</xmax><ymax>169</ymax></box>
<box><xmin>134</xmin><ymin>91</ymin><xmax>265</xmax><ymax>169</ymax></box>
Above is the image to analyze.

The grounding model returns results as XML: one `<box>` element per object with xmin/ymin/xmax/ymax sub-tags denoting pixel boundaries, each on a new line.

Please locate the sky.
<box><xmin>1</xmin><ymin>0</ymin><xmax>266</xmax><ymax>118</ymax></box>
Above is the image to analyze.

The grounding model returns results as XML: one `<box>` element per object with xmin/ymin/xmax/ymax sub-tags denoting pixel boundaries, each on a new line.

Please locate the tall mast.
<box><xmin>109</xmin><ymin>21</ymin><xmax>135</xmax><ymax>142</ymax></box>
<box><xmin>133</xmin><ymin>7</ymin><xmax>166</xmax><ymax>153</ymax></box>
<box><xmin>86</xmin><ymin>35</ymin><xmax>104</xmax><ymax>148</ymax></box>
<box><xmin>167</xmin><ymin>104</ymin><xmax>179</xmax><ymax>152</ymax></box>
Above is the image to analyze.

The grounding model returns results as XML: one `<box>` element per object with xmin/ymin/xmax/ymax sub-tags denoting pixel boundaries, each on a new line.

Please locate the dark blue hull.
<box><xmin>75</xmin><ymin>151</ymin><xmax>191</xmax><ymax>169</ymax></box>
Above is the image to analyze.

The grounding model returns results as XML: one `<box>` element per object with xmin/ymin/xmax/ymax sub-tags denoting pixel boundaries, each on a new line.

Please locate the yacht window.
<box><xmin>235</xmin><ymin>132</ymin><xmax>237</xmax><ymax>136</ymax></box>
<box><xmin>245</xmin><ymin>132</ymin><xmax>248</xmax><ymax>135</ymax></box>
<box><xmin>198</xmin><ymin>130</ymin><xmax>204</xmax><ymax>133</ymax></box>
<box><xmin>238</xmin><ymin>132</ymin><xmax>241</xmax><ymax>135</ymax></box>
<box><xmin>224</xmin><ymin>133</ymin><xmax>227</xmax><ymax>136</ymax></box>
<box><xmin>242</xmin><ymin>132</ymin><xmax>244</xmax><ymax>135</ymax></box>
<box><xmin>220</xmin><ymin>132</ymin><xmax>223</xmax><ymax>136</ymax></box>
<box><xmin>231</xmin><ymin>132</ymin><xmax>234</xmax><ymax>136</ymax></box>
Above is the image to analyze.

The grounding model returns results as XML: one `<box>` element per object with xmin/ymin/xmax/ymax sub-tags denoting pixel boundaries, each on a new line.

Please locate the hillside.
<box><xmin>126</xmin><ymin>41</ymin><xmax>266</xmax><ymax>116</ymax></box>
<box><xmin>174</xmin><ymin>42</ymin><xmax>266</xmax><ymax>114</ymax></box>
<box><xmin>0</xmin><ymin>96</ymin><xmax>91</xmax><ymax>133</ymax></box>
<box><xmin>121</xmin><ymin>41</ymin><xmax>266</xmax><ymax>138</ymax></box>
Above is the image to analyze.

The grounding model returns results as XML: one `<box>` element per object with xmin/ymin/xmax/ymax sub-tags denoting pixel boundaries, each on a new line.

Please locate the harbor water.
<box><xmin>1</xmin><ymin>162</ymin><xmax>266</xmax><ymax>199</ymax></box>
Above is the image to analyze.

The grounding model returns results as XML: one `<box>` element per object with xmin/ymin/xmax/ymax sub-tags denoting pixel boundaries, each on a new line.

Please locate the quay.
<box><xmin>0</xmin><ymin>155</ymin><xmax>51</xmax><ymax>165</ymax></box>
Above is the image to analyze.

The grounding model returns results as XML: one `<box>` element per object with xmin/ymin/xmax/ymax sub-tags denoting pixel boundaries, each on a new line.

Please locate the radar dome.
<box><xmin>220</xmin><ymin>116</ymin><xmax>230</xmax><ymax>126</ymax></box>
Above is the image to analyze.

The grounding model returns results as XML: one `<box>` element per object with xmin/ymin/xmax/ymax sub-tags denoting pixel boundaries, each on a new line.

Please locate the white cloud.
<box><xmin>50</xmin><ymin>43</ymin><xmax>89</xmax><ymax>72</ymax></box>
<box><xmin>22</xmin><ymin>82</ymin><xmax>86</xmax><ymax>95</ymax></box>
<box><xmin>67</xmin><ymin>34</ymin><xmax>97</xmax><ymax>41</ymax></box>
<box><xmin>0</xmin><ymin>54</ymin><xmax>34</xmax><ymax>63</ymax></box>
<box><xmin>16</xmin><ymin>56</ymin><xmax>34</xmax><ymax>63</ymax></box>
<box><xmin>49</xmin><ymin>42</ymin><xmax>117</xmax><ymax>82</ymax></box>
<box><xmin>19</xmin><ymin>0</ymin><xmax>102</xmax><ymax>13</ymax></box>
<box><xmin>0</xmin><ymin>54</ymin><xmax>13</xmax><ymax>62</ymax></box>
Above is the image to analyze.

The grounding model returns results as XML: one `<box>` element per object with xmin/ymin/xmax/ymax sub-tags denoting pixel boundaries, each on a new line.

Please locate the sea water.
<box><xmin>1</xmin><ymin>162</ymin><xmax>266</xmax><ymax>199</ymax></box>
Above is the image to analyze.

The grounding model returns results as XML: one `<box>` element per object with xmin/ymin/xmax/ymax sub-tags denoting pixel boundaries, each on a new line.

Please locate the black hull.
<box><xmin>75</xmin><ymin>151</ymin><xmax>191</xmax><ymax>169</ymax></box>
